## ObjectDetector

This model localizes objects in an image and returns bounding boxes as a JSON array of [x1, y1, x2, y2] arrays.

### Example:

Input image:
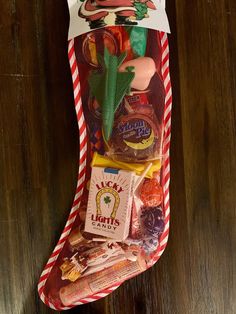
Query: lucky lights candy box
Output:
[[38, 0, 172, 310]]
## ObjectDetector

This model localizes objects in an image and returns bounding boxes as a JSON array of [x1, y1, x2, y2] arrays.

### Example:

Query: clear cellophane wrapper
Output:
[[41, 26, 169, 308]]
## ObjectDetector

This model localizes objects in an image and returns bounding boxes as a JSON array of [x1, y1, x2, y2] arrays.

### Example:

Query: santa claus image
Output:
[[78, 0, 157, 29]]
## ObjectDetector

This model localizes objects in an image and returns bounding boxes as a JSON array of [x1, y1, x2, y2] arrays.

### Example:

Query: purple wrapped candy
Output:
[[142, 237, 159, 254], [140, 206, 165, 237]]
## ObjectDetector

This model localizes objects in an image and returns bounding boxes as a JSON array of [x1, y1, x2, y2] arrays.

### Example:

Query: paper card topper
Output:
[[67, 0, 170, 40], [160, 0, 166, 8]]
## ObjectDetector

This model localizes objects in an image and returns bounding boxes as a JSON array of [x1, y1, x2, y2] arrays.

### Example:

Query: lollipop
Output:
[[140, 206, 165, 237], [140, 178, 163, 207]]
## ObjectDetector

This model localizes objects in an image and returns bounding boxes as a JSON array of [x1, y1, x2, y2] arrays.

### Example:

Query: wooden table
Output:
[[0, 1, 235, 313]]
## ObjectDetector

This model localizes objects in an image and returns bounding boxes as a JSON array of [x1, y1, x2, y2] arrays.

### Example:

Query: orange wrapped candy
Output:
[[140, 178, 163, 207]]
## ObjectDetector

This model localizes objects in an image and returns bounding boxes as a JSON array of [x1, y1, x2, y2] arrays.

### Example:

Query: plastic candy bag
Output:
[[38, 0, 172, 310]]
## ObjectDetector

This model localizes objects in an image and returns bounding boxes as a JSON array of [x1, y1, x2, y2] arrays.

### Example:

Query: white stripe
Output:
[[164, 74, 171, 89], [71, 65, 79, 85], [160, 235, 169, 246], [80, 131, 87, 148], [164, 220, 170, 231], [71, 202, 80, 213], [162, 60, 169, 75], [58, 229, 71, 240], [161, 47, 169, 64], [72, 301, 85, 305], [38, 280, 47, 291], [109, 285, 120, 290], [163, 184, 169, 197], [79, 142, 87, 159], [164, 116, 172, 132], [70, 54, 76, 68], [71, 62, 78, 80], [75, 104, 81, 116], [75, 177, 85, 194], [163, 134, 171, 146], [161, 33, 167, 41], [164, 192, 169, 206], [48, 302, 57, 310], [40, 268, 51, 278], [79, 154, 87, 171], [161, 35, 167, 47], [80, 125, 87, 137], [163, 174, 170, 189], [165, 89, 172, 106], [65, 216, 76, 229], [47, 255, 58, 265], [164, 177, 170, 190], [157, 249, 165, 256], [164, 189, 170, 205], [78, 114, 85, 130], [73, 186, 84, 202], [164, 122, 171, 136], [61, 306, 72, 310], [163, 163, 170, 178], [70, 203, 80, 214], [76, 170, 86, 189], [74, 84, 81, 101], [161, 34, 167, 46], [162, 46, 169, 61], [95, 293, 111, 298], [164, 102, 172, 121], [163, 183, 170, 195], [82, 298, 98, 303], [80, 166, 86, 179], [164, 94, 172, 111], [53, 242, 64, 252], [40, 292, 45, 303], [74, 186, 84, 202], [65, 217, 76, 229], [75, 102, 82, 116], [80, 128, 86, 143], [109, 284, 120, 288], [72, 67, 79, 83], [79, 127, 87, 147], [165, 207, 170, 218], [68, 39, 74, 52]]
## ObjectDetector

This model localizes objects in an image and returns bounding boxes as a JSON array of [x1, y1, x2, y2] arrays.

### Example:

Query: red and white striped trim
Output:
[[38, 31, 172, 310], [38, 39, 88, 310], [150, 31, 172, 264]]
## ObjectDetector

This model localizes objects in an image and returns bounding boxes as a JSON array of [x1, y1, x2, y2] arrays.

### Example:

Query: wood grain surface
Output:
[[0, 1, 235, 314]]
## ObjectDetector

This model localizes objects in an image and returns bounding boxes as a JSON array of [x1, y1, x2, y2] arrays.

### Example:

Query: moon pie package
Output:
[[38, 0, 172, 310]]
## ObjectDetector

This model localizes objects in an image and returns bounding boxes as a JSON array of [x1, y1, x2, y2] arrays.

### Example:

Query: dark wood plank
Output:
[[172, 1, 236, 313], [0, 1, 235, 314]]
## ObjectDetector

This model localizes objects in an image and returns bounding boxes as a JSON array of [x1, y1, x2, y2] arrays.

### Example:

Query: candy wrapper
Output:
[[38, 0, 172, 310]]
